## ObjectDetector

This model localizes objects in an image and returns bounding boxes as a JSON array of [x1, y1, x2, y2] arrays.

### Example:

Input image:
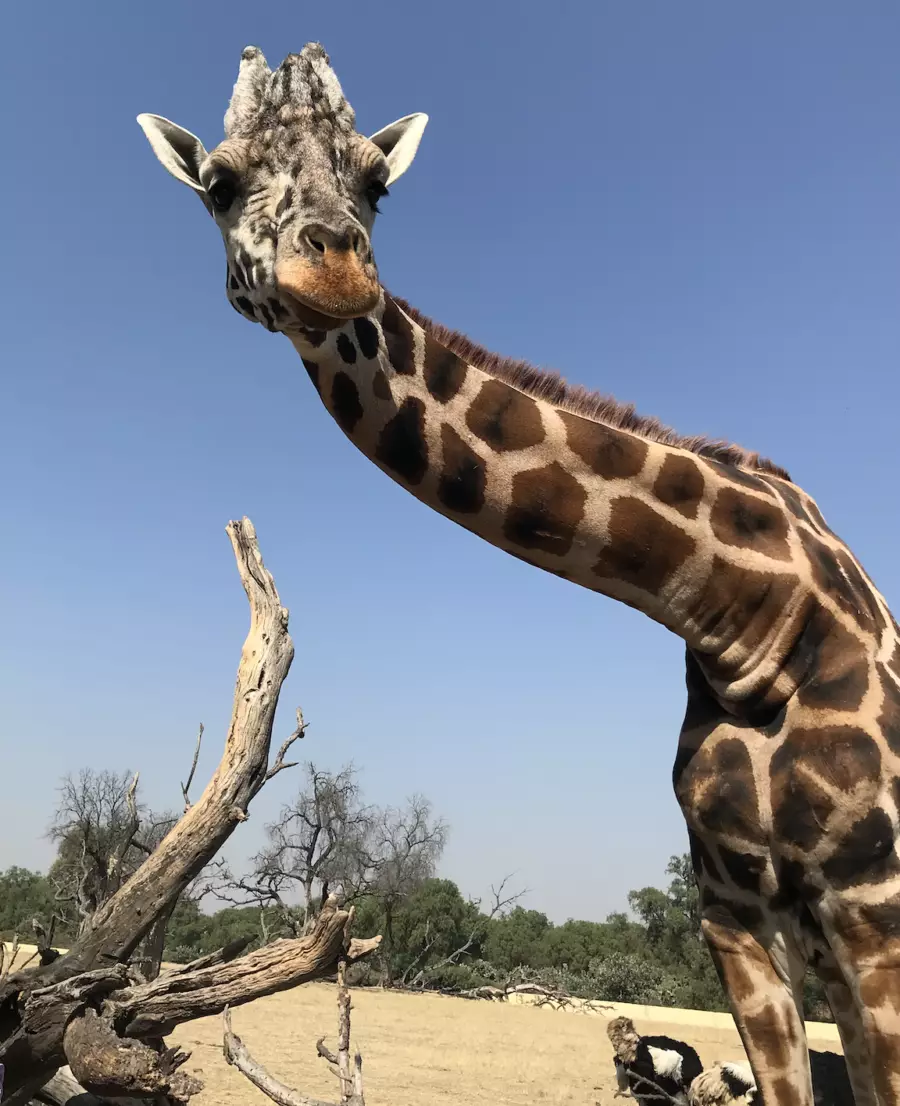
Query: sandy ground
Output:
[[171, 984, 843, 1106], [4, 946, 843, 1104]]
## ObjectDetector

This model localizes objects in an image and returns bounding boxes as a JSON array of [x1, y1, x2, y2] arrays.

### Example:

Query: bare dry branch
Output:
[[265, 707, 308, 781], [181, 724, 204, 812], [224, 941, 365, 1106]]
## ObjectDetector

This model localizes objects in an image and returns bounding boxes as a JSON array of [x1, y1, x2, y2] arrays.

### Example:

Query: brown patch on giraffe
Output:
[[677, 737, 765, 845], [652, 454, 706, 518], [330, 372, 364, 435], [872, 1029, 900, 1103], [558, 410, 648, 479], [372, 369, 392, 401], [710, 485, 792, 561], [465, 379, 546, 452], [859, 899, 900, 942], [689, 558, 799, 659], [423, 333, 468, 403], [795, 615, 871, 712], [688, 829, 724, 883], [743, 1007, 792, 1072], [770, 726, 881, 851], [718, 846, 768, 896], [380, 297, 417, 375], [375, 398, 428, 485], [821, 807, 900, 890], [438, 426, 486, 515], [392, 294, 791, 479], [880, 664, 900, 757], [681, 652, 725, 733], [503, 462, 587, 556], [302, 358, 320, 392], [592, 497, 696, 594], [798, 528, 877, 633]]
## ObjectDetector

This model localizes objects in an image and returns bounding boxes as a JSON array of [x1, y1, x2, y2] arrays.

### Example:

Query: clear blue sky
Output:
[[4, 2, 900, 921]]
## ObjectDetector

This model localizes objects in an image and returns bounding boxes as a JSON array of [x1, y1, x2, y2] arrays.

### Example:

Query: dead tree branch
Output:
[[224, 939, 365, 1106], [181, 725, 204, 812], [0, 518, 382, 1104]]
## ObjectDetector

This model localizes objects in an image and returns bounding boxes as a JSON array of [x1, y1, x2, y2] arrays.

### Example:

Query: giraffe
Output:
[[138, 43, 900, 1103]]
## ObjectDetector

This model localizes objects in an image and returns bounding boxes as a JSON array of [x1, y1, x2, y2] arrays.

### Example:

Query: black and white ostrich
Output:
[[607, 1016, 704, 1104]]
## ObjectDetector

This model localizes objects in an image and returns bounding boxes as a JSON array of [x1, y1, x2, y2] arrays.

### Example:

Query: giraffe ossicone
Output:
[[140, 42, 900, 1104]]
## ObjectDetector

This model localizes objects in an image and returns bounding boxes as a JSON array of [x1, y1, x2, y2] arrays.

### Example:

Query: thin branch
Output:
[[181, 723, 205, 812], [265, 708, 308, 781]]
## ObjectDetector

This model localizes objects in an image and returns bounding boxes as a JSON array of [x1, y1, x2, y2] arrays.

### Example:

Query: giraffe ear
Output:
[[137, 114, 208, 194], [368, 113, 428, 185]]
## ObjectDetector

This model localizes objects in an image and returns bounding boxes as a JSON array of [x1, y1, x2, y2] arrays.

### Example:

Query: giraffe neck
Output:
[[287, 293, 865, 715]]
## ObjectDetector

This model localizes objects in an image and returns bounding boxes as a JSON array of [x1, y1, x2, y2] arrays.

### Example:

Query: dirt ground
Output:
[[3, 948, 843, 1103], [170, 983, 843, 1106]]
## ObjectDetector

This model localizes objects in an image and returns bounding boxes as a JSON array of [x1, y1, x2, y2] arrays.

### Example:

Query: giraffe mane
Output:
[[391, 296, 792, 483]]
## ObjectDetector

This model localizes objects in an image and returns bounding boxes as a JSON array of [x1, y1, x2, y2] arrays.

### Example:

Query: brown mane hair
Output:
[[391, 295, 791, 482]]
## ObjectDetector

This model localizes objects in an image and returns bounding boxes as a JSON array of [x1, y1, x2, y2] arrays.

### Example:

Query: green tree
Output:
[[0, 867, 60, 942]]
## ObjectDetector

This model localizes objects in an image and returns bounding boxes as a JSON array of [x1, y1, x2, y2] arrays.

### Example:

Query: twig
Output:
[[181, 724, 204, 811], [265, 708, 308, 781]]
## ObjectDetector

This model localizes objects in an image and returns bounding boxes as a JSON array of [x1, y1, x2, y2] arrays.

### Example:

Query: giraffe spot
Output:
[[770, 726, 881, 851], [872, 1029, 900, 1101], [681, 653, 725, 733], [302, 359, 320, 393], [424, 335, 468, 403], [798, 529, 877, 633], [353, 317, 380, 360], [503, 462, 587, 556], [372, 370, 392, 401], [593, 497, 696, 594], [228, 272, 240, 291], [466, 379, 545, 451], [688, 829, 723, 883], [381, 297, 416, 375], [772, 858, 823, 910], [769, 478, 815, 527], [704, 458, 777, 497], [677, 737, 764, 845], [689, 557, 798, 655], [438, 426, 486, 514], [743, 1007, 791, 1071], [795, 615, 870, 711], [718, 847, 767, 895], [275, 185, 294, 219], [336, 333, 357, 365], [257, 303, 276, 331], [375, 398, 428, 485], [652, 454, 706, 518], [234, 295, 256, 319], [239, 248, 256, 288], [268, 299, 288, 321], [559, 411, 648, 479], [331, 372, 363, 435], [860, 899, 900, 942], [301, 328, 327, 347], [710, 485, 792, 561], [822, 808, 899, 890]]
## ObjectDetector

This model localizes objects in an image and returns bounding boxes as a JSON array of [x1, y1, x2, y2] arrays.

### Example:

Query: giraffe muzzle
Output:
[[275, 239, 380, 323]]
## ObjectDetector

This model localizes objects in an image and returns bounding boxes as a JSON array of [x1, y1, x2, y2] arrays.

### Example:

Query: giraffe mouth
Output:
[[282, 294, 350, 331]]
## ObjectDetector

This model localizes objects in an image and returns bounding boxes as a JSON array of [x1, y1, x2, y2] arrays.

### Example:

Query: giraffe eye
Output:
[[365, 180, 389, 213], [208, 178, 237, 213]]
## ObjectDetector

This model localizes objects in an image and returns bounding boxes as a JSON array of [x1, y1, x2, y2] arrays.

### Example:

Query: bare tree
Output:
[[216, 763, 374, 936], [0, 519, 381, 1105], [49, 769, 176, 937], [365, 796, 447, 987]]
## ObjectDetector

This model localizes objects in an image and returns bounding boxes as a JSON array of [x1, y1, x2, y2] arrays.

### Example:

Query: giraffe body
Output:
[[139, 44, 900, 1103]]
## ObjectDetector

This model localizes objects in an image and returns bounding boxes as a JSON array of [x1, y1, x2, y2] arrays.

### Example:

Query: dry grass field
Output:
[[171, 983, 843, 1105], [4, 947, 844, 1103]]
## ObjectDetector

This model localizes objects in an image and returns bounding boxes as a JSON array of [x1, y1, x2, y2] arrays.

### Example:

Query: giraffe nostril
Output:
[[305, 232, 327, 254]]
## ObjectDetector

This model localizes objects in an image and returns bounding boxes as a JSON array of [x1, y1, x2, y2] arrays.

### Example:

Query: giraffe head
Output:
[[138, 44, 427, 333]]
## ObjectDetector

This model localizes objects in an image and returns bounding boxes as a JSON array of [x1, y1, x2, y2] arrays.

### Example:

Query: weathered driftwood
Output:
[[224, 958, 365, 1106], [0, 519, 381, 1104]]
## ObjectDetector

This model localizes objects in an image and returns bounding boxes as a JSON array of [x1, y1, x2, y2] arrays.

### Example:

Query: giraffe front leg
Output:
[[814, 951, 878, 1106], [701, 907, 814, 1105]]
